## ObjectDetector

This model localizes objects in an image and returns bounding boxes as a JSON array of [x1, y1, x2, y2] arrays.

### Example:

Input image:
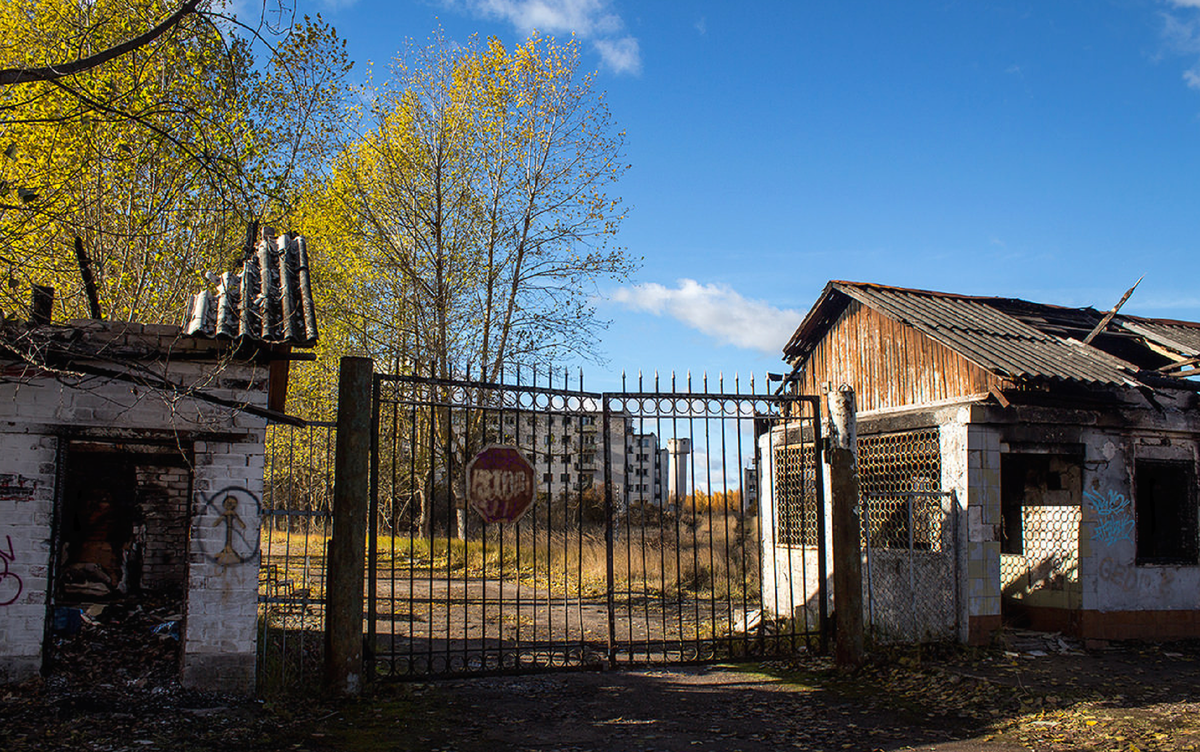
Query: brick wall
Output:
[[134, 462, 190, 592], [0, 436, 57, 683], [181, 439, 265, 693]]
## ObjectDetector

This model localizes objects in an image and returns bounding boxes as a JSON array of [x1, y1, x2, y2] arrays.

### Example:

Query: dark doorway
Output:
[[49, 441, 192, 684]]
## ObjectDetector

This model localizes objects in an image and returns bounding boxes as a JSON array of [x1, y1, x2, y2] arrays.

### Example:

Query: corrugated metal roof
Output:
[[184, 232, 317, 347], [1117, 317, 1200, 358], [833, 283, 1141, 387]]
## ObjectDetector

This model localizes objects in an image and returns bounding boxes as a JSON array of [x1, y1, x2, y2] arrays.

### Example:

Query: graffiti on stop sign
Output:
[[466, 445, 537, 523]]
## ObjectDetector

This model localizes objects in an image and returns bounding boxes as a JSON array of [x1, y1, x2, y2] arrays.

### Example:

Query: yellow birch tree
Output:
[[0, 0, 349, 324]]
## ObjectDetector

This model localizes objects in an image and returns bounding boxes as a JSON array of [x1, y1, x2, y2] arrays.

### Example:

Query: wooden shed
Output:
[[763, 281, 1200, 644]]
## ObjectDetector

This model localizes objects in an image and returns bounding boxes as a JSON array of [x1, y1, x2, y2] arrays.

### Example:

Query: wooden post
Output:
[[325, 356, 373, 694], [30, 285, 53, 324], [73, 236, 103, 319], [827, 385, 864, 669]]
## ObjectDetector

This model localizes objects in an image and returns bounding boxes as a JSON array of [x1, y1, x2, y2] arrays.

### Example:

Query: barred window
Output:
[[859, 429, 942, 551], [774, 443, 819, 546]]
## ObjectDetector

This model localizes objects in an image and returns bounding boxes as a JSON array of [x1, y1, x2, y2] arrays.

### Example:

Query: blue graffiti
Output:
[[1093, 517, 1136, 547], [1084, 488, 1133, 546]]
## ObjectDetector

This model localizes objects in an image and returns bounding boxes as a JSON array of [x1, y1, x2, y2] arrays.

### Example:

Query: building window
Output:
[[560, 473, 571, 484], [774, 443, 819, 547], [543, 472, 551, 483], [1136, 459, 1198, 565], [858, 429, 942, 551]]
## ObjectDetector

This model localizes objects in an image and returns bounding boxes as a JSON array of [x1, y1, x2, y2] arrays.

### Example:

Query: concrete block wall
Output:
[[941, 410, 1002, 644], [1077, 430, 1200, 637]]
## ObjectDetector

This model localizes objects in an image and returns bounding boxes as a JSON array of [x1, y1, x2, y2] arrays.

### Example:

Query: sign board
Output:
[[466, 445, 537, 523]]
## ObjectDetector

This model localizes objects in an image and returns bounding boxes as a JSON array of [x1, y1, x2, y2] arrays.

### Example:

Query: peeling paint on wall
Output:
[[0, 474, 36, 503]]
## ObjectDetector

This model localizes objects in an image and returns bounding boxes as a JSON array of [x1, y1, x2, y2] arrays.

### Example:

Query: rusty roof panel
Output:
[[184, 233, 317, 347], [820, 282, 1141, 387]]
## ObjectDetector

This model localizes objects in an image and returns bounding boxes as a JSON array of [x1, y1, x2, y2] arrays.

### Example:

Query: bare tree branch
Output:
[[0, 0, 203, 86]]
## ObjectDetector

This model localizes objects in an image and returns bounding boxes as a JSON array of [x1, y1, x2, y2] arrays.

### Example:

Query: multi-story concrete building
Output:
[[486, 410, 671, 506], [742, 458, 760, 513], [627, 433, 669, 506]]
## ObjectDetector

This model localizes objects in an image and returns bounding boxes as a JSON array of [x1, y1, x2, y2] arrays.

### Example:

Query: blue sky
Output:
[[295, 0, 1200, 393]]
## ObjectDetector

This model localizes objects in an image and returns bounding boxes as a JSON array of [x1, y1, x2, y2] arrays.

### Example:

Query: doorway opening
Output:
[[49, 441, 192, 684]]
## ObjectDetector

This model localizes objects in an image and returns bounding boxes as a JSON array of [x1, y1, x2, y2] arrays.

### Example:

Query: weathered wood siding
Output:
[[797, 300, 1005, 412]]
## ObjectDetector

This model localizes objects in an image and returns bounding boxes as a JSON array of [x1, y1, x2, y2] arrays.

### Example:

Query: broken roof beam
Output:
[[1083, 276, 1143, 345], [1156, 355, 1200, 374]]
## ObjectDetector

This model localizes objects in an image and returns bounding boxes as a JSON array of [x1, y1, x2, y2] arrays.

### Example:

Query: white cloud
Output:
[[594, 36, 641, 75], [612, 279, 804, 355], [695, 16, 707, 35], [469, 0, 619, 35], [453, 0, 641, 75], [1160, 4, 1200, 90]]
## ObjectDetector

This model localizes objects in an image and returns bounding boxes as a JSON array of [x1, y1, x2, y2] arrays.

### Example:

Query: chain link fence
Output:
[[859, 429, 958, 644]]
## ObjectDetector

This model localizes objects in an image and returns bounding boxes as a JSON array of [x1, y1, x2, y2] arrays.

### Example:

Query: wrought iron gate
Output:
[[367, 367, 822, 679], [258, 420, 335, 692]]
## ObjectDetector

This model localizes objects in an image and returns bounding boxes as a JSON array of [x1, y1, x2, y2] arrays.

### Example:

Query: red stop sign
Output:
[[466, 445, 537, 523]]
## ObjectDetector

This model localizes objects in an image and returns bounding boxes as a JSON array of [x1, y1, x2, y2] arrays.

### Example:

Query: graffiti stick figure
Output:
[[213, 496, 246, 567]]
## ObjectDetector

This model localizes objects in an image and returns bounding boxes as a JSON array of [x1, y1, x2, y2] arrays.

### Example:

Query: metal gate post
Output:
[[325, 356, 373, 694], [812, 407, 829, 654], [366, 374, 381, 675], [602, 394, 616, 668]]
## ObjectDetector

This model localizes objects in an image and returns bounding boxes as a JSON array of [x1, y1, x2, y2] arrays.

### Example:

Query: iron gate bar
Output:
[[259, 420, 336, 693], [369, 369, 823, 679], [367, 378, 380, 669]]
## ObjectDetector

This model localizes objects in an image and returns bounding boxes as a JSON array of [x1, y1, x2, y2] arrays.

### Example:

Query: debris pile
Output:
[[1001, 629, 1087, 658], [50, 597, 183, 687]]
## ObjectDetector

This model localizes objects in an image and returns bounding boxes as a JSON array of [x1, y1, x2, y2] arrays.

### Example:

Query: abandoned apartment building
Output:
[[762, 281, 1200, 646], [0, 232, 316, 693]]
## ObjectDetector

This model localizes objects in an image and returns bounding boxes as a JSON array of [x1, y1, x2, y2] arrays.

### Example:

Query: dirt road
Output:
[[6, 636, 1200, 751]]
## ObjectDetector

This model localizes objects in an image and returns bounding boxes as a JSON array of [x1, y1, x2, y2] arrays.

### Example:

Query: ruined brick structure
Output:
[[0, 232, 317, 693]]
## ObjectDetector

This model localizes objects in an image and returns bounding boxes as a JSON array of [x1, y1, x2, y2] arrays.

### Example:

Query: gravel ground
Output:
[[4, 636, 1200, 751]]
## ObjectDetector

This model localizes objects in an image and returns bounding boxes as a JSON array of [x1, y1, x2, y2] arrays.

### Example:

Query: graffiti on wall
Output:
[[1099, 555, 1174, 598], [0, 535, 23, 606], [199, 486, 260, 570], [1084, 488, 1133, 546], [0, 474, 36, 502]]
